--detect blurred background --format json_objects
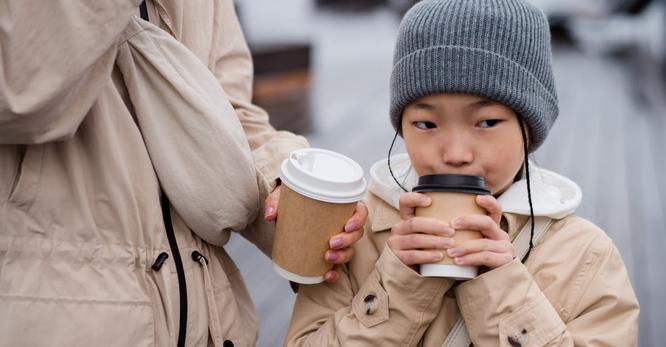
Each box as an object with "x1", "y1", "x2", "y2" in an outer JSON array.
[{"x1": 226, "y1": 0, "x2": 666, "y2": 345}]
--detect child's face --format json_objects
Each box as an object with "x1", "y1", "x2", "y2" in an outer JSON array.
[{"x1": 401, "y1": 93, "x2": 525, "y2": 195}]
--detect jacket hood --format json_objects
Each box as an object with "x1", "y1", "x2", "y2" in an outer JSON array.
[{"x1": 368, "y1": 154, "x2": 581, "y2": 220}]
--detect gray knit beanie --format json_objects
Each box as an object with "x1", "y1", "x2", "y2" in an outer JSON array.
[{"x1": 390, "y1": 0, "x2": 558, "y2": 151}]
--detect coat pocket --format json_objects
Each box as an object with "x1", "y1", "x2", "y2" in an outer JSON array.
[
  {"x1": 0, "y1": 242, "x2": 155, "y2": 347},
  {"x1": 7, "y1": 144, "x2": 44, "y2": 207},
  {"x1": 0, "y1": 295, "x2": 155, "y2": 347}
]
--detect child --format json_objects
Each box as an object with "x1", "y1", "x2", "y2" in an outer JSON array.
[{"x1": 285, "y1": 0, "x2": 640, "y2": 346}]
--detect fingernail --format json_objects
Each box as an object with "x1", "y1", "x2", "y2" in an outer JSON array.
[
  {"x1": 434, "y1": 252, "x2": 445, "y2": 261},
  {"x1": 447, "y1": 248, "x2": 460, "y2": 257},
  {"x1": 443, "y1": 227, "x2": 455, "y2": 236},
  {"x1": 454, "y1": 257, "x2": 464, "y2": 264},
  {"x1": 451, "y1": 218, "x2": 461, "y2": 228},
  {"x1": 344, "y1": 221, "x2": 357, "y2": 232},
  {"x1": 265, "y1": 207, "x2": 274, "y2": 217},
  {"x1": 325, "y1": 251, "x2": 338, "y2": 262},
  {"x1": 443, "y1": 238, "x2": 454, "y2": 248},
  {"x1": 421, "y1": 196, "x2": 431, "y2": 205},
  {"x1": 324, "y1": 272, "x2": 334, "y2": 281},
  {"x1": 330, "y1": 237, "x2": 343, "y2": 249}
]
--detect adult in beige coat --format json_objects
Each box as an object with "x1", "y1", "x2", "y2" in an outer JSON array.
[{"x1": 0, "y1": 1, "x2": 365, "y2": 346}]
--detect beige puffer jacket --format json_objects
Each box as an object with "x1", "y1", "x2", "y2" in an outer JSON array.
[{"x1": 286, "y1": 155, "x2": 639, "y2": 346}]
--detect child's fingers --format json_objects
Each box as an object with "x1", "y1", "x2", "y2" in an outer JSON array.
[
  {"x1": 393, "y1": 249, "x2": 444, "y2": 266},
  {"x1": 446, "y1": 238, "x2": 514, "y2": 259},
  {"x1": 387, "y1": 234, "x2": 454, "y2": 252},
  {"x1": 452, "y1": 214, "x2": 507, "y2": 241},
  {"x1": 398, "y1": 193, "x2": 432, "y2": 219},
  {"x1": 344, "y1": 201, "x2": 368, "y2": 233},
  {"x1": 453, "y1": 251, "x2": 514, "y2": 269},
  {"x1": 263, "y1": 185, "x2": 281, "y2": 221},
  {"x1": 391, "y1": 217, "x2": 453, "y2": 237},
  {"x1": 475, "y1": 194, "x2": 502, "y2": 225}
]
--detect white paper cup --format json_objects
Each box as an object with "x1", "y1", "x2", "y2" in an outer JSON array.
[
  {"x1": 413, "y1": 174, "x2": 490, "y2": 280},
  {"x1": 272, "y1": 148, "x2": 367, "y2": 284}
]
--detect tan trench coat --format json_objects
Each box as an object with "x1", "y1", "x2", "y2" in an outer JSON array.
[
  {"x1": 0, "y1": 0, "x2": 307, "y2": 346},
  {"x1": 286, "y1": 193, "x2": 640, "y2": 346}
]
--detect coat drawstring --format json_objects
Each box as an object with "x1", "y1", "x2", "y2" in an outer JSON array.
[{"x1": 192, "y1": 251, "x2": 226, "y2": 347}]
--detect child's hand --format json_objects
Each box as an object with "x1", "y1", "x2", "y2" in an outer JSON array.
[
  {"x1": 445, "y1": 195, "x2": 514, "y2": 269},
  {"x1": 263, "y1": 185, "x2": 369, "y2": 283},
  {"x1": 387, "y1": 192, "x2": 454, "y2": 266}
]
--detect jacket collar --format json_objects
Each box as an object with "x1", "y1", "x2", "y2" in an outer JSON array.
[{"x1": 369, "y1": 196, "x2": 402, "y2": 232}]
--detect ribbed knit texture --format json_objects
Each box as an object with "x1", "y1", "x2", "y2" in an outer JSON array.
[{"x1": 390, "y1": 0, "x2": 558, "y2": 151}]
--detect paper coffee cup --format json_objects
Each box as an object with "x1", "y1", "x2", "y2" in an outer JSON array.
[
  {"x1": 272, "y1": 148, "x2": 367, "y2": 284},
  {"x1": 413, "y1": 174, "x2": 490, "y2": 280}
]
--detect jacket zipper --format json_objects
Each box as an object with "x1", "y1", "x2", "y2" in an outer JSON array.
[{"x1": 161, "y1": 194, "x2": 188, "y2": 347}]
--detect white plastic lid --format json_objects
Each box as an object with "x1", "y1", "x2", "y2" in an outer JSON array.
[{"x1": 279, "y1": 148, "x2": 367, "y2": 203}]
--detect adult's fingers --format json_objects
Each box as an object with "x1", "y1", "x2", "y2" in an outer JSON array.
[
  {"x1": 324, "y1": 266, "x2": 341, "y2": 283},
  {"x1": 263, "y1": 185, "x2": 282, "y2": 221},
  {"x1": 398, "y1": 192, "x2": 431, "y2": 220},
  {"x1": 329, "y1": 228, "x2": 363, "y2": 251},
  {"x1": 344, "y1": 201, "x2": 368, "y2": 233},
  {"x1": 324, "y1": 247, "x2": 355, "y2": 265}
]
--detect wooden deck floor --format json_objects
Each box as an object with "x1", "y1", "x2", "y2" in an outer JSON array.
[{"x1": 229, "y1": 4, "x2": 665, "y2": 346}]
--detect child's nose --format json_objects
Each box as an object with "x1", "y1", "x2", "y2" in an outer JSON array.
[{"x1": 441, "y1": 141, "x2": 473, "y2": 168}]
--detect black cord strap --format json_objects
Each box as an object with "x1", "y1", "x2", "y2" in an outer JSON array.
[
  {"x1": 518, "y1": 119, "x2": 536, "y2": 262},
  {"x1": 161, "y1": 194, "x2": 188, "y2": 347},
  {"x1": 139, "y1": 1, "x2": 149, "y2": 21},
  {"x1": 388, "y1": 128, "x2": 408, "y2": 192}
]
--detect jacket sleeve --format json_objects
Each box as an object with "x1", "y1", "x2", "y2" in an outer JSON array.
[
  {"x1": 0, "y1": 0, "x2": 141, "y2": 144},
  {"x1": 455, "y1": 237, "x2": 639, "y2": 346},
  {"x1": 207, "y1": 0, "x2": 308, "y2": 254},
  {"x1": 210, "y1": 0, "x2": 309, "y2": 185},
  {"x1": 285, "y1": 236, "x2": 454, "y2": 346}
]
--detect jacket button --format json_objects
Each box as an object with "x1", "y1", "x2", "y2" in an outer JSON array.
[
  {"x1": 223, "y1": 340, "x2": 234, "y2": 347},
  {"x1": 363, "y1": 294, "x2": 378, "y2": 315}
]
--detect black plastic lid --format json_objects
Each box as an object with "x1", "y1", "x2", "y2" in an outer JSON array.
[{"x1": 412, "y1": 174, "x2": 490, "y2": 195}]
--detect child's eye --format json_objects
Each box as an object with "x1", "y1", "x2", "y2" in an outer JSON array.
[
  {"x1": 414, "y1": 121, "x2": 437, "y2": 130},
  {"x1": 478, "y1": 119, "x2": 501, "y2": 128}
]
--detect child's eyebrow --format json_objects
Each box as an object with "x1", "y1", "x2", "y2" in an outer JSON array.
[
  {"x1": 464, "y1": 99, "x2": 500, "y2": 112},
  {"x1": 412, "y1": 102, "x2": 437, "y2": 110}
]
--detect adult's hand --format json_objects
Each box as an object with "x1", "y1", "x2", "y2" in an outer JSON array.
[{"x1": 264, "y1": 185, "x2": 369, "y2": 283}]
